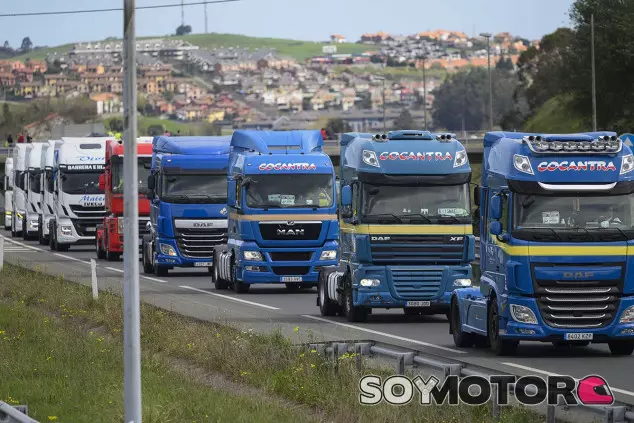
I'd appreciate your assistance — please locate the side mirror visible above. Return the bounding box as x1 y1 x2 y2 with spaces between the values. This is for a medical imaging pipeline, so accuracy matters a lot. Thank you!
341 185 352 207
147 174 155 191
490 195 503 220
490 221 502 236
473 185 480 207
98 174 105 191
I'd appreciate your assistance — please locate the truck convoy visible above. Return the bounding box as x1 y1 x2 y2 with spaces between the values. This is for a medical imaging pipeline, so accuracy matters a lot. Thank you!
317 130 475 322
24 142 44 240
451 131 634 356
49 137 109 251
4 158 13 231
38 140 63 245
142 136 231 276
213 129 339 293
11 144 27 238
96 137 153 261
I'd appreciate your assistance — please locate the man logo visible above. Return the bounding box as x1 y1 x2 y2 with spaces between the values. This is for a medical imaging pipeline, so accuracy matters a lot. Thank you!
450 236 464 242
371 236 391 241
277 228 304 236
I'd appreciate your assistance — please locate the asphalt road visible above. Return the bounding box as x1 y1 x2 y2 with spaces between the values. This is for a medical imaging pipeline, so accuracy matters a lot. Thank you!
3 230 634 405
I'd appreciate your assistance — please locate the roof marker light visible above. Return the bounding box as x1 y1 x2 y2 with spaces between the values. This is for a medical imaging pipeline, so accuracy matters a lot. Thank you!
362 149 380 167
513 154 534 175
549 141 563 151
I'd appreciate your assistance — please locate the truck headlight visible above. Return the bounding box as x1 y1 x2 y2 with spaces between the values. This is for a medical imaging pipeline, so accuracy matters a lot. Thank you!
28 220 38 229
243 251 262 261
453 278 471 287
320 250 337 260
453 149 468 168
510 304 538 324
513 154 534 175
118 217 124 233
360 278 380 287
619 305 634 323
159 243 177 256
620 154 634 175
60 225 72 235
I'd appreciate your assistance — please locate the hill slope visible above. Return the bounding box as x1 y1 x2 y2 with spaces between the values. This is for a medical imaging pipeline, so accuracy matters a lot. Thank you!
523 95 587 133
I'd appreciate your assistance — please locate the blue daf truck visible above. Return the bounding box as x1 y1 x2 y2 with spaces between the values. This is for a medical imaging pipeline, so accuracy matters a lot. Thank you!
212 129 338 293
451 131 634 356
317 130 476 322
141 136 231 276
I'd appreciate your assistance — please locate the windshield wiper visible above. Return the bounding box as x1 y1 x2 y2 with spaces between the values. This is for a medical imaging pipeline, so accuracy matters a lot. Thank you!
399 213 433 224
433 215 467 224
364 213 404 223
594 226 629 241
517 226 562 241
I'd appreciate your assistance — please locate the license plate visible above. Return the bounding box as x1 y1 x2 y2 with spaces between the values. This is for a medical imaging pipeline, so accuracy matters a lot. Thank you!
85 227 96 232
194 262 212 267
406 301 431 307
281 276 302 282
564 333 593 341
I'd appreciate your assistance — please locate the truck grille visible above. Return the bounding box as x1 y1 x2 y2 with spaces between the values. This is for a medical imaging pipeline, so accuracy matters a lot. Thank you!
259 222 322 241
271 266 310 276
370 234 465 265
390 268 443 300
533 264 623 329
269 252 313 261
174 227 228 258
70 204 107 219
72 219 99 237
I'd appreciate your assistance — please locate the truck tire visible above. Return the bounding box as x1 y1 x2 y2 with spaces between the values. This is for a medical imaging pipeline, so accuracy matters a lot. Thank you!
318 276 339 316
450 300 475 348
343 274 368 323
96 236 106 259
231 259 249 293
285 282 301 291
57 243 70 252
212 253 228 290
154 259 168 277
488 299 518 356
106 245 120 261
608 341 634 356
22 219 28 240
142 242 153 274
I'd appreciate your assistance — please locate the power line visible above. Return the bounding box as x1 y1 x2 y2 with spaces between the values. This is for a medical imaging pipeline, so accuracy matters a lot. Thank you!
0 0 240 18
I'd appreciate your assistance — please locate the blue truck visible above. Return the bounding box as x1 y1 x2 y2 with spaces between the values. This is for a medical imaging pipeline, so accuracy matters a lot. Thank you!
451 131 634 356
212 130 338 293
317 130 476 322
141 136 231 276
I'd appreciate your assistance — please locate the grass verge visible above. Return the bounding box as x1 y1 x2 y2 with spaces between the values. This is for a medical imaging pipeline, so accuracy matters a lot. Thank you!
0 264 540 422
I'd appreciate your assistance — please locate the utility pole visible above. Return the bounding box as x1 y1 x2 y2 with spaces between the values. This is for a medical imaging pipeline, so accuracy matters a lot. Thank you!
204 2 208 33
591 13 597 131
123 0 141 422
480 32 493 130
422 55 427 130
181 0 185 26
382 56 387 132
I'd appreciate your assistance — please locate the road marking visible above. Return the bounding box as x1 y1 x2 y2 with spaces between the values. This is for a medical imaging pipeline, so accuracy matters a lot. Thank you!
179 285 280 310
141 276 167 284
301 315 466 354
4 238 44 252
105 266 124 273
54 253 89 265
502 362 634 398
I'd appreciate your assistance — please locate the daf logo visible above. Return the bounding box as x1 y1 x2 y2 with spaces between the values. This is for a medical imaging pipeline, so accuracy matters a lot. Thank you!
193 222 215 228
277 228 304 236
286 221 295 226
450 236 464 242
371 236 390 241
563 271 594 279
220 207 227 216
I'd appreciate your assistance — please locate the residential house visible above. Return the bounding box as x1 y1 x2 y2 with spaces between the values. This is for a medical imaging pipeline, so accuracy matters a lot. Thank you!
330 34 346 44
341 88 356 111
90 93 122 114
15 68 34 83
0 72 16 88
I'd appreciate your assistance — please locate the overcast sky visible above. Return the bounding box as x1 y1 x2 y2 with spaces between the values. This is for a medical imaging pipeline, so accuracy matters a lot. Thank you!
1 0 574 48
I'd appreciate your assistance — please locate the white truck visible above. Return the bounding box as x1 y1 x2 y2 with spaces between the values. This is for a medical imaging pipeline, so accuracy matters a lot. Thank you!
38 140 63 245
49 137 108 251
4 158 13 231
11 144 27 238
24 142 44 240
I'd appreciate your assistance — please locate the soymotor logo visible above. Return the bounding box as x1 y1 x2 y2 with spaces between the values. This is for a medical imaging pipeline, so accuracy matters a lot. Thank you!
359 374 614 407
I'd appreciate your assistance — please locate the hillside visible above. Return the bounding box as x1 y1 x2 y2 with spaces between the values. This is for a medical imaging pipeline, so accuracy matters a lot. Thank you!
10 32 377 63
523 95 587 133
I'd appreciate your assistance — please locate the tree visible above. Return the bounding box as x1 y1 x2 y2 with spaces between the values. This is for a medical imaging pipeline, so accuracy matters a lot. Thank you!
109 117 124 133
394 109 414 129
147 124 164 136
3 41 9 49
20 37 33 53
325 118 350 134
59 98 97 124
495 55 514 71
175 25 192 36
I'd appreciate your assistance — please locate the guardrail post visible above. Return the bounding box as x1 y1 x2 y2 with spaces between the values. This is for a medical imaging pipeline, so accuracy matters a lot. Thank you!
490 383 500 422
332 343 339 375
443 363 463 384
90 259 98 299
396 354 405 375
603 406 627 423
545 404 556 423
0 234 4 272
355 343 363 372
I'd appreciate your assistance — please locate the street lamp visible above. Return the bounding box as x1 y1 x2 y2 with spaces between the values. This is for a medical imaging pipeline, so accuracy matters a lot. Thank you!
591 13 597 131
480 32 493 130
375 75 386 132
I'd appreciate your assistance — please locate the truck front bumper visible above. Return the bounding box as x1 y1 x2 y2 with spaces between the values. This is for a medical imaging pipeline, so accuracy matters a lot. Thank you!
26 213 39 234
154 237 213 268
500 296 634 342
56 218 97 245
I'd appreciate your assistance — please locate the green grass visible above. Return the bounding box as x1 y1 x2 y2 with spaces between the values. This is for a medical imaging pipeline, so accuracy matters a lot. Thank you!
523 95 588 133
104 116 219 137
0 264 541 423
10 44 73 62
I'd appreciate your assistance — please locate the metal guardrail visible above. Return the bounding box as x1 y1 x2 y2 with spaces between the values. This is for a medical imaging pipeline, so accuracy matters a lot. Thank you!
307 340 634 423
0 402 38 423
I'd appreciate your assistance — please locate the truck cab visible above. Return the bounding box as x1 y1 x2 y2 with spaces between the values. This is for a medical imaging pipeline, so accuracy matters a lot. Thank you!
96 137 153 261
11 144 27 238
142 136 231 276
38 140 63 245
49 137 109 251
4 158 13 231
24 142 44 240
317 130 475 322
213 130 338 293
451 132 634 356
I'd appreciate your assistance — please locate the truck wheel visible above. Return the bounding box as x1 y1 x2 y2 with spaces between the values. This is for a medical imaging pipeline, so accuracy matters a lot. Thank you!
57 243 70 252
608 341 634 356
212 254 228 290
318 276 339 316
450 300 475 348
231 260 249 293
106 244 120 261
96 236 106 259
488 299 518 356
22 219 27 240
154 259 168 277
343 275 368 323
142 241 153 274
285 282 301 291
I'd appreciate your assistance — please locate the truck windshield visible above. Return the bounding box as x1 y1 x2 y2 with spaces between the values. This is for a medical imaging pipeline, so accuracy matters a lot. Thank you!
112 158 152 194
61 172 103 195
161 174 226 204
45 170 54 193
361 183 471 223
513 193 634 231
244 174 334 208
29 171 41 193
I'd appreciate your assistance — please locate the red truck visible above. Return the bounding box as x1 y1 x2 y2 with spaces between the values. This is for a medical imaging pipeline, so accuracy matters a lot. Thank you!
95 137 153 261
